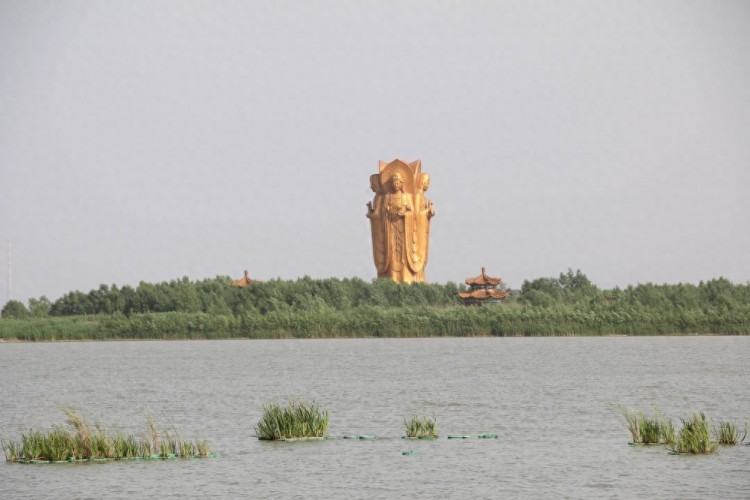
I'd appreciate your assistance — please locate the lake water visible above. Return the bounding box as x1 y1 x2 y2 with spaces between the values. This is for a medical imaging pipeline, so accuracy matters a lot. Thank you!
1 337 749 498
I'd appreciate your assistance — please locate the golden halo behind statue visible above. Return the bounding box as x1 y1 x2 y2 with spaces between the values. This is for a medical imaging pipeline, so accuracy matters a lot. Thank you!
380 160 415 194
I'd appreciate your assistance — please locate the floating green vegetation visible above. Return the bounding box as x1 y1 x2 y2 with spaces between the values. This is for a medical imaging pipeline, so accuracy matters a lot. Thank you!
475 433 499 439
342 434 375 440
669 412 719 455
2 408 212 463
255 401 329 440
404 415 438 439
621 407 673 445
713 419 747 445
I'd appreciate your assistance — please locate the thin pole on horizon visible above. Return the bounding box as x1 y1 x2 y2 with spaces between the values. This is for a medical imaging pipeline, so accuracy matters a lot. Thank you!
6 240 10 304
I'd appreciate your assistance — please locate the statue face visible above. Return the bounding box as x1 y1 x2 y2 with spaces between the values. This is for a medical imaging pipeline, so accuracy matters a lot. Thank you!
370 175 380 192
392 175 403 191
423 176 430 190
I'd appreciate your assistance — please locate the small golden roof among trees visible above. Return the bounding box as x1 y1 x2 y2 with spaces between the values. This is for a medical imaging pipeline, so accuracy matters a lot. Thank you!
231 270 257 287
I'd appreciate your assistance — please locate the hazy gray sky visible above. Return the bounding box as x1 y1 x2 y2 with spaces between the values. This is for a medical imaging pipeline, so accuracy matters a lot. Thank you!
1 0 749 304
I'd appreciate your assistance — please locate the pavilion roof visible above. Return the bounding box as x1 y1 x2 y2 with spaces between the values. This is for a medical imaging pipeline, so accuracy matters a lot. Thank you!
459 289 508 300
231 270 256 287
465 267 503 287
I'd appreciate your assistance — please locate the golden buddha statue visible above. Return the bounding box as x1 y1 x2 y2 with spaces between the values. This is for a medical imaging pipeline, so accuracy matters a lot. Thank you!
367 160 434 283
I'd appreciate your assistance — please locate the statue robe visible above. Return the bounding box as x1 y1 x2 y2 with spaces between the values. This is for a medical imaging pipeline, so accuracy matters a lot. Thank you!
368 191 387 275
413 189 431 281
384 191 419 282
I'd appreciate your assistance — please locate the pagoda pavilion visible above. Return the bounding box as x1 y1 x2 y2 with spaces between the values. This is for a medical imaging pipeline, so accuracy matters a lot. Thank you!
230 270 259 287
459 267 508 305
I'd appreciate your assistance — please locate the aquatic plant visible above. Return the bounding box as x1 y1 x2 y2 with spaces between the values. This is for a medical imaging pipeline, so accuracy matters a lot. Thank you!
2 409 212 462
195 439 211 457
639 416 662 444
65 408 92 456
255 401 329 440
669 412 718 454
90 423 112 458
159 436 179 458
146 415 160 454
620 407 673 445
404 415 438 438
114 431 150 459
713 419 747 445
2 437 18 462
39 426 73 461
660 417 676 446
622 406 674 447
622 408 641 443
180 439 195 457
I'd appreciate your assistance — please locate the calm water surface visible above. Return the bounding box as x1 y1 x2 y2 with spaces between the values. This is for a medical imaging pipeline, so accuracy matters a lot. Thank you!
1 337 749 498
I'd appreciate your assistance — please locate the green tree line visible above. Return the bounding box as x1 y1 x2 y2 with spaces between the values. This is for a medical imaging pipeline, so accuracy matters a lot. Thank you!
519 269 750 310
2 270 749 339
2 276 463 318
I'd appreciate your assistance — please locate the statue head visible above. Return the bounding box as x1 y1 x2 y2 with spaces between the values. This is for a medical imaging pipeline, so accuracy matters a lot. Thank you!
370 174 383 193
420 173 431 191
391 173 404 193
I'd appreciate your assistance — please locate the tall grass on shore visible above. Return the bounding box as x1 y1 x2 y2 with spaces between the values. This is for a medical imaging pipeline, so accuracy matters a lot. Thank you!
621 408 674 445
3 299 750 341
713 419 747 445
2 408 211 462
255 401 329 440
404 415 438 438
669 412 719 454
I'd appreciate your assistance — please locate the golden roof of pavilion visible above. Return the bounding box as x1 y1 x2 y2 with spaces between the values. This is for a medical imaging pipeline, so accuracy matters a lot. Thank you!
231 270 258 287
465 267 503 287
458 289 509 300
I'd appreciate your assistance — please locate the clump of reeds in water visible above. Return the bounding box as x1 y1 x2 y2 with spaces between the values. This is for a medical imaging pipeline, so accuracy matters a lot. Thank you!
255 401 329 440
621 407 674 445
713 419 747 445
404 415 438 438
2 408 211 463
669 412 719 454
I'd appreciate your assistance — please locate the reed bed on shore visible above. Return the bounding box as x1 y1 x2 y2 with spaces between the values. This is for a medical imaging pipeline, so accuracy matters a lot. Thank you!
255 401 329 440
404 415 438 438
2 408 211 463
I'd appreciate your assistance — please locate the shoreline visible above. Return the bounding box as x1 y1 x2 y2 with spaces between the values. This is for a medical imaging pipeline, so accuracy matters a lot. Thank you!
0 332 742 343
